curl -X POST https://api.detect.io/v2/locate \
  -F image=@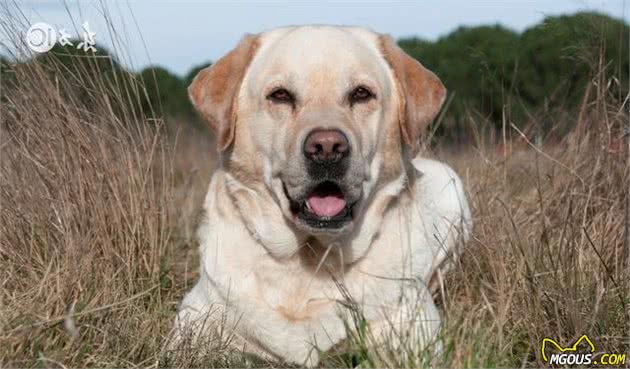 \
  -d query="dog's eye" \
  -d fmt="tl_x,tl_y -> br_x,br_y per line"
267,88 -> 295,104
349,86 -> 374,104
